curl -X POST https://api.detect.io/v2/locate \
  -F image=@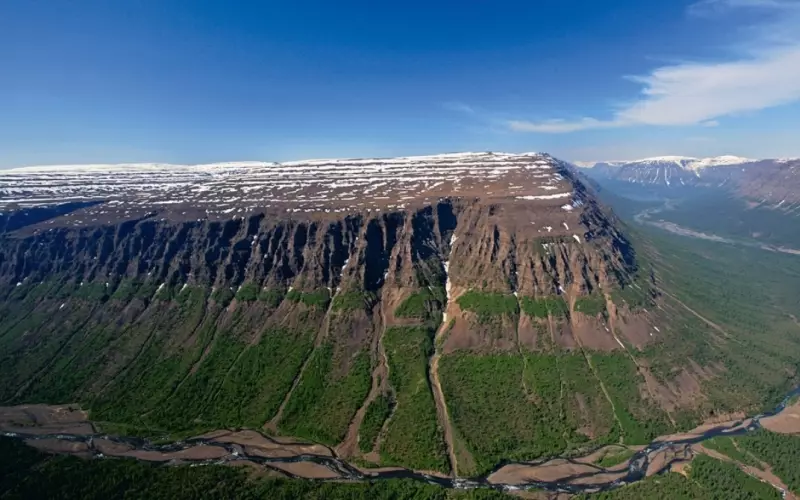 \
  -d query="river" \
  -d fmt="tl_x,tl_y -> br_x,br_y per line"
3,386 -> 799,495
